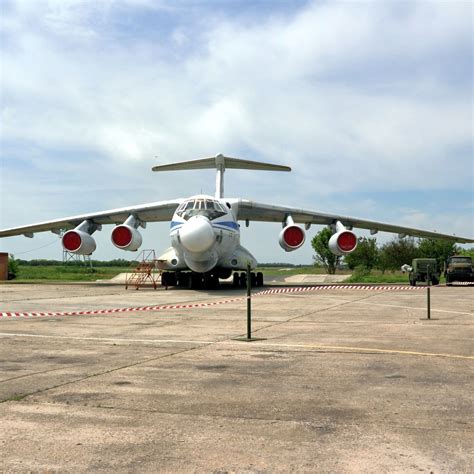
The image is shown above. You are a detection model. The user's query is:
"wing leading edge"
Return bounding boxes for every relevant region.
[0,200,182,238]
[235,199,474,243]
[2,197,472,244]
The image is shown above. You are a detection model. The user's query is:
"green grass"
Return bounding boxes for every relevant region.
[12,265,131,282]
[1,393,28,403]
[257,266,351,278]
[8,264,429,285]
[345,270,410,284]
[345,270,448,284]
[11,264,344,283]
[259,266,416,284]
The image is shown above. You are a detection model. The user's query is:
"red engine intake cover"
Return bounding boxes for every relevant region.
[62,231,82,252]
[283,226,305,247]
[111,226,132,247]
[337,231,357,252]
[279,225,305,252]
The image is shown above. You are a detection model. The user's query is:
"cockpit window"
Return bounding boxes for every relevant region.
[193,199,204,210]
[176,199,227,220]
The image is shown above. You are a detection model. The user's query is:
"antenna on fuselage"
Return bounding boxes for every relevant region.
[152,153,291,198]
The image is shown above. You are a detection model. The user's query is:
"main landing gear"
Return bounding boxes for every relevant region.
[232,271,264,288]
[161,271,219,290]
[161,271,265,289]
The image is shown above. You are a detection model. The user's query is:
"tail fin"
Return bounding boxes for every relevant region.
[152,153,291,198]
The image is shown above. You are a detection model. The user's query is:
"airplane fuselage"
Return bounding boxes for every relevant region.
[157,194,257,276]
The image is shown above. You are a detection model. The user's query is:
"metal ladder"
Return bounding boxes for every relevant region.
[125,249,161,290]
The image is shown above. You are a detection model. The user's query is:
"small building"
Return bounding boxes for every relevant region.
[0,252,8,280]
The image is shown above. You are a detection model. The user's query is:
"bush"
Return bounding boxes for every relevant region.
[417,238,459,269]
[378,237,418,272]
[353,265,371,277]
[311,227,338,274]
[344,237,378,270]
[8,255,18,280]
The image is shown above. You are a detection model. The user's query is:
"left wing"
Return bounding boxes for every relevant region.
[0,199,182,238]
[234,199,474,243]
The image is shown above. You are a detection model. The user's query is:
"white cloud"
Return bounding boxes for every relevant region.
[1,0,472,261]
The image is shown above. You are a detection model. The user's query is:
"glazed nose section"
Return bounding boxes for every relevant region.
[180,216,215,253]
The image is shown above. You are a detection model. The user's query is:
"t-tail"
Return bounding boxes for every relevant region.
[152,153,291,198]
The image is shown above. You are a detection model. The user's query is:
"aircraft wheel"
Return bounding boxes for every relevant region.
[188,273,202,290]
[256,272,264,287]
[178,273,189,287]
[239,272,247,288]
[203,274,216,290]
[161,272,169,286]
[168,273,177,286]
[217,268,232,280]
[431,277,439,286]
[250,272,257,287]
[232,272,240,287]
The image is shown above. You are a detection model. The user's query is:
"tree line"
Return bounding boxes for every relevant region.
[13,258,134,267]
[311,228,473,274]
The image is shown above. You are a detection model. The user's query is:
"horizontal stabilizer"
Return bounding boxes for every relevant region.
[152,154,291,172]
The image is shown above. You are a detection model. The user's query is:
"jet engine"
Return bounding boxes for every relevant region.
[328,221,358,256]
[279,216,305,252]
[111,225,142,251]
[111,215,144,251]
[62,220,98,255]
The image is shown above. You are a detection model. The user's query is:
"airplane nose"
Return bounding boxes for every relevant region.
[180,216,215,253]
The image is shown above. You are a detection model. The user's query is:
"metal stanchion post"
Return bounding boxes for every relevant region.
[246,263,251,339]
[427,265,431,320]
[232,263,265,342]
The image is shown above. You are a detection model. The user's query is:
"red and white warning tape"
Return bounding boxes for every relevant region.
[254,285,423,295]
[0,284,431,320]
[0,296,245,319]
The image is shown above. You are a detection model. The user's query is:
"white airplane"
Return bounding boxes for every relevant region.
[1,154,473,289]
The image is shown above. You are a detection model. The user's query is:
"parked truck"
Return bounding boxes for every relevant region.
[444,255,474,285]
[408,258,440,286]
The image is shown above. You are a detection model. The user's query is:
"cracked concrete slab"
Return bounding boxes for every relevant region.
[0,282,472,472]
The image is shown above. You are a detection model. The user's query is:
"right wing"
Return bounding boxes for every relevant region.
[0,199,183,238]
[234,199,474,243]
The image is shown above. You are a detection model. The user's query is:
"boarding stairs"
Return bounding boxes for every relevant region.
[125,249,161,290]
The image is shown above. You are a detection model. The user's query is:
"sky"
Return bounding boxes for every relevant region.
[0,0,473,265]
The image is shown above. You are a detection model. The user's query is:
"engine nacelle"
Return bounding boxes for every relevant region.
[279,225,306,252]
[328,229,358,256]
[111,225,142,251]
[62,229,96,255]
